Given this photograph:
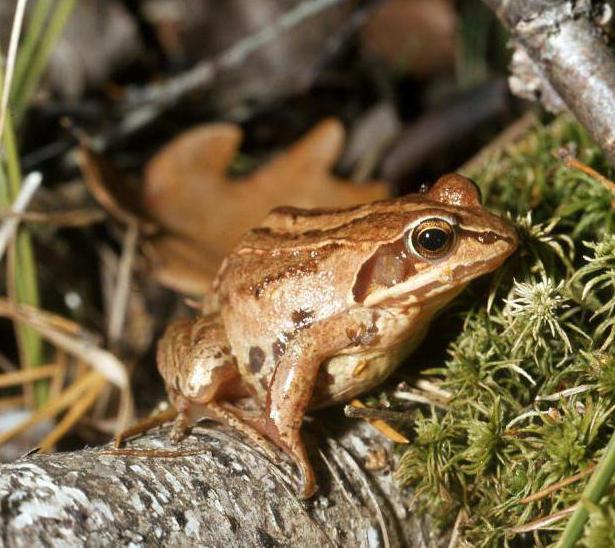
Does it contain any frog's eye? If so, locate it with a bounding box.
[408,218,456,260]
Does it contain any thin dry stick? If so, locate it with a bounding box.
[107,221,138,346]
[38,374,107,452]
[348,399,409,444]
[0,370,103,446]
[0,363,60,388]
[0,0,28,141]
[47,351,68,402]
[509,506,576,534]
[125,0,346,108]
[519,465,596,504]
[562,155,615,204]
[344,405,410,423]
[0,395,24,410]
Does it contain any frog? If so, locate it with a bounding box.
[156,173,518,498]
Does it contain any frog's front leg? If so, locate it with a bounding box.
[264,310,373,498]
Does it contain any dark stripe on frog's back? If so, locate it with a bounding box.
[240,203,454,254]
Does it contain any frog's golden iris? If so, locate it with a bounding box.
[409,217,456,260]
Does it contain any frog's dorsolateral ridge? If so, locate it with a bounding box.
[157,173,518,498]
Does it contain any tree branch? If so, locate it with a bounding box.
[0,420,439,547]
[483,0,615,160]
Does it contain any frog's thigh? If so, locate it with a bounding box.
[157,315,243,405]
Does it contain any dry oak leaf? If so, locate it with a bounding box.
[81,118,389,295]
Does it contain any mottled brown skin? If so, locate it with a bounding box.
[157,174,518,498]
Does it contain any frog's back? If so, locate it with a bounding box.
[213,197,429,397]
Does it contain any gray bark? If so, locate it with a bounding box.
[0,420,440,547]
[483,0,615,159]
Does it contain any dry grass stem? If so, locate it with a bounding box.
[0,363,61,388]
[108,221,139,346]
[38,374,107,452]
[508,506,576,534]
[519,465,597,504]
[0,395,25,410]
[0,299,128,388]
[562,155,615,201]
[0,370,103,446]
[47,351,68,402]
[413,379,453,401]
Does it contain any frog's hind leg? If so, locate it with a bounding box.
[158,315,278,460]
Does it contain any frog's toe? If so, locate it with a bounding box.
[297,459,317,499]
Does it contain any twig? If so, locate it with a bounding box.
[0,370,103,447]
[509,506,576,534]
[347,399,409,443]
[447,509,467,548]
[519,465,596,504]
[560,153,615,207]
[482,0,615,161]
[124,0,346,109]
[0,172,42,261]
[381,80,508,181]
[107,221,139,347]
[344,405,411,422]
[38,375,107,452]
[0,363,60,388]
[0,0,29,142]
[106,0,351,142]
[459,110,539,175]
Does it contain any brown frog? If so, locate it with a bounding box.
[156,174,518,498]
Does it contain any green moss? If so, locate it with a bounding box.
[395,116,615,546]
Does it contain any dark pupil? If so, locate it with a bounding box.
[418,228,449,251]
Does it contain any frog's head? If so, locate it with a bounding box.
[353,173,518,307]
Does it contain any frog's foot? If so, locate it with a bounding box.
[207,402,279,463]
[264,418,317,499]
[168,395,279,462]
[235,414,316,499]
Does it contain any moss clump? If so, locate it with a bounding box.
[395,116,615,546]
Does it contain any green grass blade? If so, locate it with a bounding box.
[10,0,54,107]
[12,0,77,124]
[557,431,615,547]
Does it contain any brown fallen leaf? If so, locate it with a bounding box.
[80,118,389,295]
